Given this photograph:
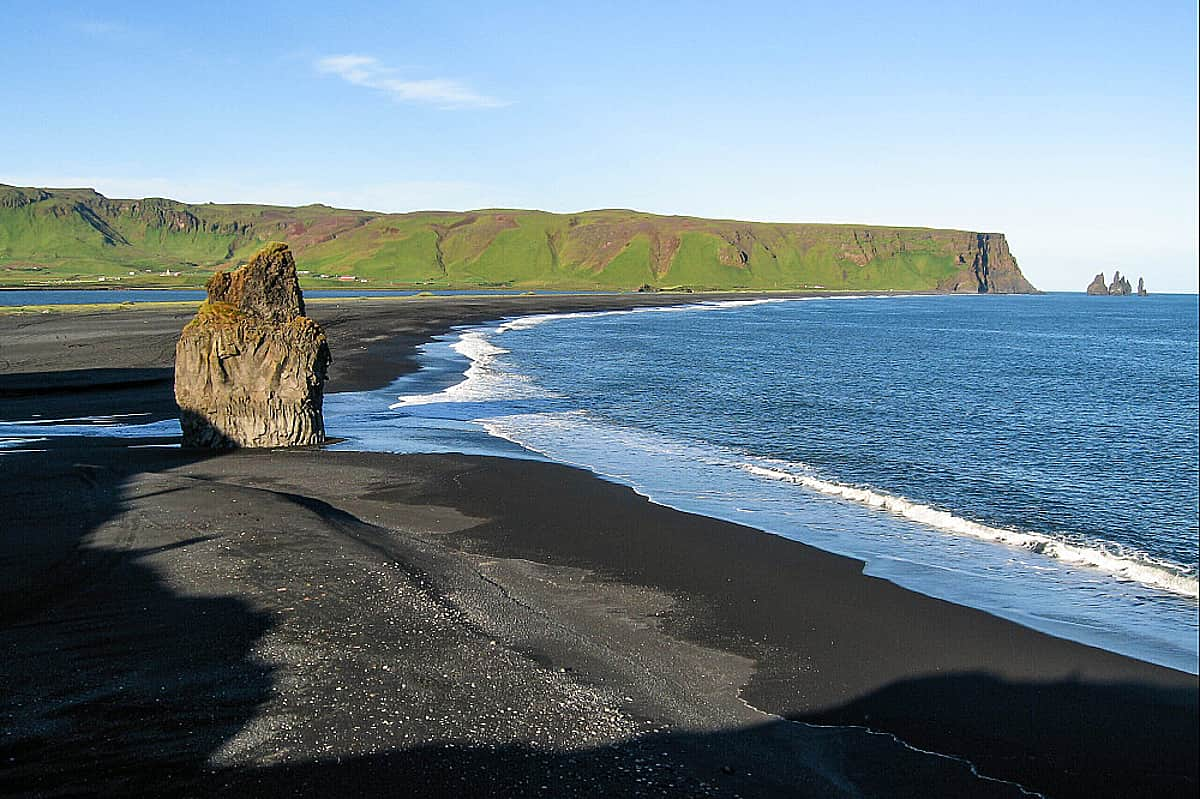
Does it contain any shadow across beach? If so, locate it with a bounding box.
[794,672,1199,799]
[0,435,276,794]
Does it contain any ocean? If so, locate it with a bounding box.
[329,293,1199,673]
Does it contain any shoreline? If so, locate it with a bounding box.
[1,295,1196,797]
[401,306,1197,676]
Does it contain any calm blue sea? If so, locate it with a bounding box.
[4,292,1196,671]
[345,293,1199,672]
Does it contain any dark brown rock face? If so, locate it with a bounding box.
[1138,277,1148,296]
[205,242,306,324]
[175,243,330,448]
[1087,273,1109,295]
[937,233,1035,294]
[1108,270,1133,296]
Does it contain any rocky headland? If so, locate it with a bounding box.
[174,242,330,447]
[933,232,1034,294]
[0,183,1038,293]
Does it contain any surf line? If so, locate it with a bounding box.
[740,462,1199,600]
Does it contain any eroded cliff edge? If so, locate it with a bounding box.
[935,233,1034,294]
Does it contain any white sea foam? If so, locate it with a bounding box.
[740,461,1200,599]
[389,329,555,408]
[0,436,49,451]
[494,297,798,333]
[492,294,900,336]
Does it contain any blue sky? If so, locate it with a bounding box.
[2,1,1196,291]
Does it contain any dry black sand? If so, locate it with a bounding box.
[1,296,1196,798]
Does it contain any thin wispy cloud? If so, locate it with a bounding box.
[316,54,506,110]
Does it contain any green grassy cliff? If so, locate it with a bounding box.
[0,184,1036,293]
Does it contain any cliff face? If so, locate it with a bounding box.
[936,233,1035,294]
[1,184,1038,293]
[174,243,330,448]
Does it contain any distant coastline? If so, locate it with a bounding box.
[1,183,1037,294]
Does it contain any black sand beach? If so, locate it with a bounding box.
[1,296,1196,798]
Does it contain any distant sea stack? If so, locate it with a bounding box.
[174,242,331,448]
[1086,271,1146,296]
[1108,271,1133,296]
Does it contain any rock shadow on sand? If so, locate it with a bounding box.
[0,434,275,795]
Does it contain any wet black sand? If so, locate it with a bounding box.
[1,296,1196,797]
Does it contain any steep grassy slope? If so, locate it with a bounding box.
[0,185,1036,292]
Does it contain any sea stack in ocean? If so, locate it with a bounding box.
[1086,271,1143,296]
[174,242,331,448]
[1108,271,1133,296]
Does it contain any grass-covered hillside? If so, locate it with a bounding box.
[0,184,1036,293]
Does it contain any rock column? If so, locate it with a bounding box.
[175,242,331,448]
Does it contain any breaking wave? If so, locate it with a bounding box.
[739,461,1199,599]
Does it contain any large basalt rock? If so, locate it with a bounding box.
[175,243,331,448]
[1086,273,1109,295]
[1137,277,1148,296]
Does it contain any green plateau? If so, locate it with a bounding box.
[0,184,1036,293]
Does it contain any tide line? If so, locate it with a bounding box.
[740,462,1200,600]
